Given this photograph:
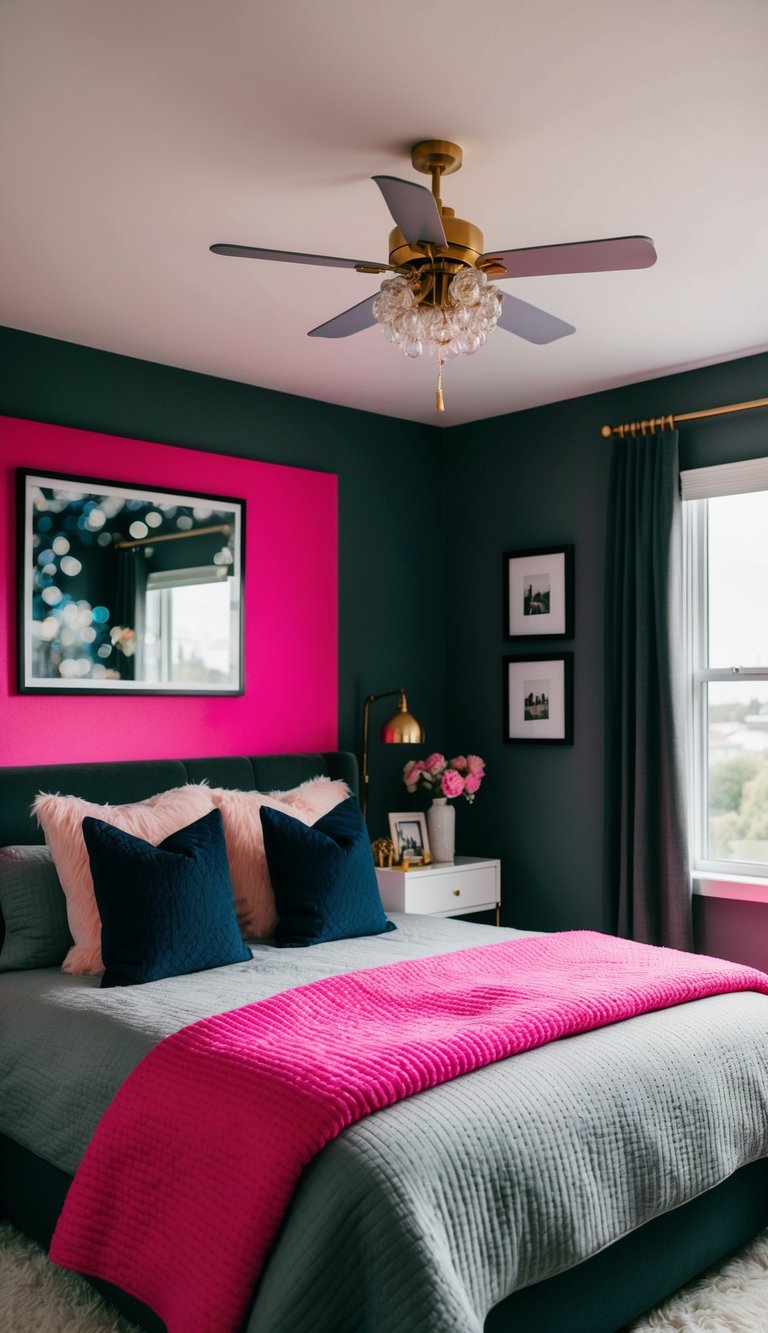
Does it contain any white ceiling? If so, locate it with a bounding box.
[2,0,767,428]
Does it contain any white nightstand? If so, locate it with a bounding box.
[376,856,501,926]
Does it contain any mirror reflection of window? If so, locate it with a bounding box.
[144,569,234,685]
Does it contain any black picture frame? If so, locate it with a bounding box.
[503,653,574,745]
[17,468,245,695]
[388,811,430,865]
[503,544,574,640]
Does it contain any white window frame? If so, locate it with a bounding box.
[683,456,768,889]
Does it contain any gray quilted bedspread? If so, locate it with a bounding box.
[3,914,768,1333]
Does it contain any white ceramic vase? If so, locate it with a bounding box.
[427,797,455,864]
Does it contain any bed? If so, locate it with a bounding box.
[2,751,768,1333]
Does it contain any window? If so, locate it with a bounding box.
[683,457,768,878]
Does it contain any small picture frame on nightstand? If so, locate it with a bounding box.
[388,811,430,866]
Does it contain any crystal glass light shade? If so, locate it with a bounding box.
[372,268,502,361]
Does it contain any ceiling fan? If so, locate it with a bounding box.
[211,140,657,411]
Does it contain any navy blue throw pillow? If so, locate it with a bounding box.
[83,808,251,987]
[261,796,396,947]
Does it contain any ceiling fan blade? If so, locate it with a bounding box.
[372,176,447,247]
[308,294,378,339]
[482,235,657,279]
[210,243,385,270]
[496,294,576,345]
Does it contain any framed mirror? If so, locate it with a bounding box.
[18,470,245,694]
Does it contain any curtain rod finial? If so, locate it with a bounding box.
[600,425,613,438]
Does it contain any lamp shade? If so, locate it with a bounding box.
[380,692,424,744]
[361,687,424,819]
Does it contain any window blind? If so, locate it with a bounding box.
[146,565,226,590]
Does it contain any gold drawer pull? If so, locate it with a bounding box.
[453,889,461,897]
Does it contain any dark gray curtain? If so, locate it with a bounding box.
[604,429,692,949]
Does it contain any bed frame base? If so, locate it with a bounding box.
[488,1155,768,1331]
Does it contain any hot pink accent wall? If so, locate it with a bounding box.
[0,416,338,766]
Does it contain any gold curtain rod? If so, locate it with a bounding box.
[600,396,768,440]
[114,523,231,550]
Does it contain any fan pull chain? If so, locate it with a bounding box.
[435,358,445,413]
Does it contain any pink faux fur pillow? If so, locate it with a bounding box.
[209,776,350,939]
[32,785,217,975]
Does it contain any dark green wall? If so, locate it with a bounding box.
[0,326,444,838]
[443,350,768,933]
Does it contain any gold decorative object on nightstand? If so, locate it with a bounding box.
[372,844,434,872]
[397,850,432,872]
[371,837,395,868]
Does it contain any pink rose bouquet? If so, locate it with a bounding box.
[403,753,485,804]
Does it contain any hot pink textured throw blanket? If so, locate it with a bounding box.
[51,931,768,1332]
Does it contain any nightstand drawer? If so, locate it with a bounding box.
[404,864,497,914]
[376,859,500,918]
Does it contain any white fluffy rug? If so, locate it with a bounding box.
[4,1216,768,1332]
[627,1231,768,1333]
[0,1220,140,1332]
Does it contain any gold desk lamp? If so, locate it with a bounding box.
[361,688,424,819]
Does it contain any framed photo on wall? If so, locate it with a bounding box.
[503,544,574,640]
[388,811,430,865]
[503,653,573,745]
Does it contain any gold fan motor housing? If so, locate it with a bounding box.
[388,141,484,271]
[388,212,486,271]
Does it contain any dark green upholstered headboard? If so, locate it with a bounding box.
[0,752,358,849]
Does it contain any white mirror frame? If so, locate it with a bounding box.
[18,469,245,695]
